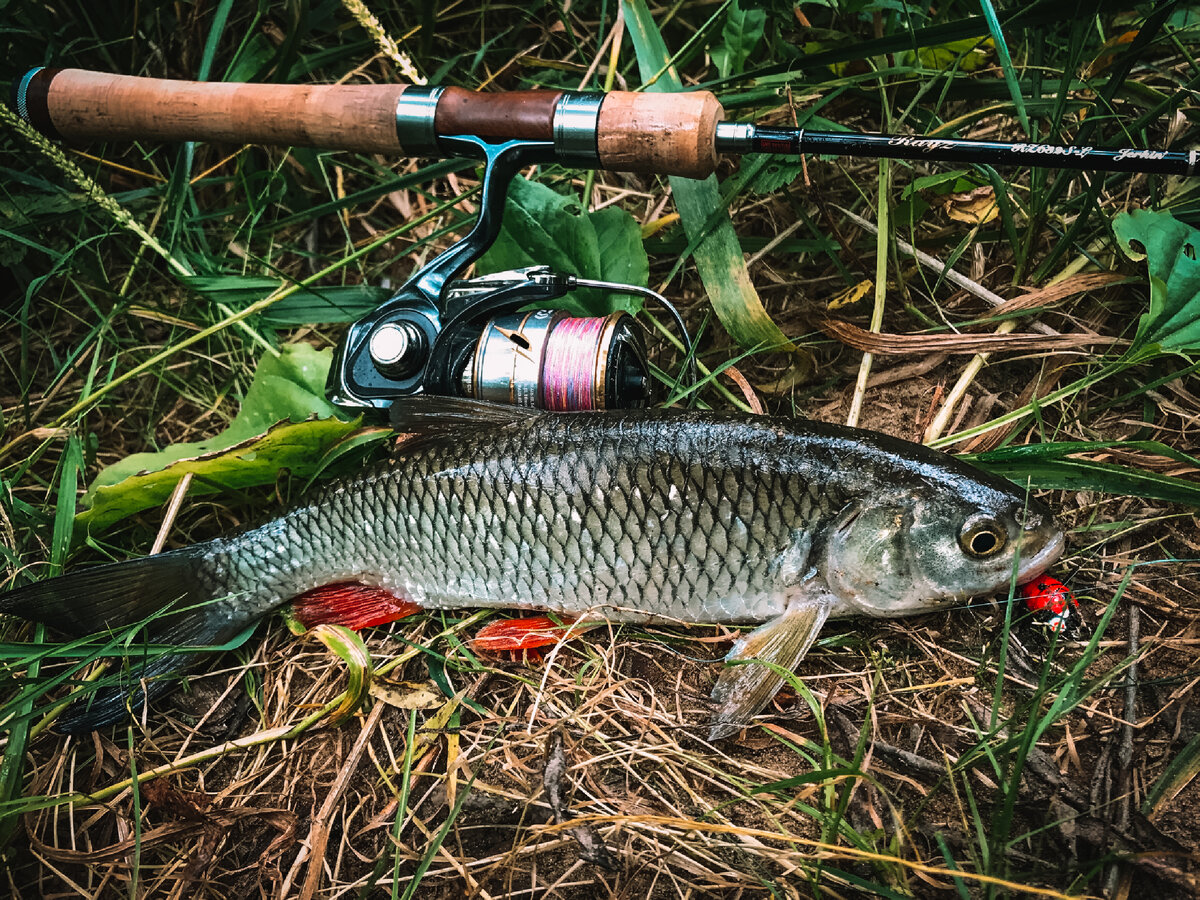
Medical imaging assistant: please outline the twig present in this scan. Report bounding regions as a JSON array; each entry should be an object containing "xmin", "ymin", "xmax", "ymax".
[
  {"xmin": 150, "ymin": 472, "xmax": 192, "ymax": 556},
  {"xmin": 835, "ymin": 204, "xmax": 1067, "ymax": 442},
  {"xmin": 923, "ymin": 319, "xmax": 1016, "ymax": 443},
  {"xmin": 576, "ymin": 8, "xmax": 621, "ymax": 90},
  {"xmin": 1105, "ymin": 604, "xmax": 1141, "ymax": 896},
  {"xmin": 745, "ymin": 219, "xmax": 805, "ymax": 269},
  {"xmin": 835, "ymin": 206, "xmax": 1057, "ymax": 336},
  {"xmin": 846, "ymin": 160, "xmax": 890, "ymax": 428}
]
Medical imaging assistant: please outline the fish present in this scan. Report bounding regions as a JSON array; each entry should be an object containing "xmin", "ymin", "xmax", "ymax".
[{"xmin": 0, "ymin": 399, "xmax": 1064, "ymax": 738}]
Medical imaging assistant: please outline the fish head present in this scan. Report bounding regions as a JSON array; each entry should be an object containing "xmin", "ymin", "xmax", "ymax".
[{"xmin": 820, "ymin": 473, "xmax": 1064, "ymax": 617}]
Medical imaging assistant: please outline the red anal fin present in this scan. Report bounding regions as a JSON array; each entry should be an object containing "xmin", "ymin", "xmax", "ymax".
[
  {"xmin": 291, "ymin": 583, "xmax": 422, "ymax": 630},
  {"xmin": 472, "ymin": 616, "xmax": 598, "ymax": 652}
]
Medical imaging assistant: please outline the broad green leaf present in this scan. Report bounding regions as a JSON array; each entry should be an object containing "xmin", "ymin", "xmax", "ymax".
[
  {"xmin": 303, "ymin": 426, "xmax": 395, "ymax": 492},
  {"xmin": 590, "ymin": 205, "xmax": 650, "ymax": 294},
  {"xmin": 735, "ymin": 116, "xmax": 849, "ymax": 197},
  {"xmin": 76, "ymin": 417, "xmax": 360, "ymax": 536},
  {"xmin": 900, "ymin": 37, "xmax": 994, "ymax": 73},
  {"xmin": 622, "ymin": 0, "xmax": 796, "ymax": 357},
  {"xmin": 186, "ymin": 275, "xmax": 389, "ymax": 324},
  {"xmin": 901, "ymin": 170, "xmax": 972, "ymax": 200},
  {"xmin": 742, "ymin": 156, "xmax": 804, "ymax": 196},
  {"xmin": 711, "ymin": 0, "xmax": 767, "ymax": 80},
  {"xmin": 1168, "ymin": 6, "xmax": 1200, "ymax": 29},
  {"xmin": 475, "ymin": 175, "xmax": 649, "ymax": 315},
  {"xmin": 76, "ymin": 344, "xmax": 358, "ymax": 535},
  {"xmin": 1113, "ymin": 209, "xmax": 1200, "ymax": 350},
  {"xmin": 86, "ymin": 343, "xmax": 339, "ymax": 495}
]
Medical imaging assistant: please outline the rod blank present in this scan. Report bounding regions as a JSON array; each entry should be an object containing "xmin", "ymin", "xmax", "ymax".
[{"xmin": 715, "ymin": 122, "xmax": 1197, "ymax": 177}]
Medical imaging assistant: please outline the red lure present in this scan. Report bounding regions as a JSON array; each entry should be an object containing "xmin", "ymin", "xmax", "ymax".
[{"xmin": 1018, "ymin": 576, "xmax": 1078, "ymax": 632}]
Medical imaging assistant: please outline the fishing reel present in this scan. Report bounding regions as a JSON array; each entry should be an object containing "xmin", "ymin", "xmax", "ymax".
[{"xmin": 328, "ymin": 134, "xmax": 691, "ymax": 416}]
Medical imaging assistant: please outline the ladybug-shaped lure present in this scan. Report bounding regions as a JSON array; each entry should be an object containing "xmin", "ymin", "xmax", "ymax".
[{"xmin": 1019, "ymin": 576, "xmax": 1078, "ymax": 633}]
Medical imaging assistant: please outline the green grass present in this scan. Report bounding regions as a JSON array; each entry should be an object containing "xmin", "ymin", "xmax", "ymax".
[{"xmin": 2, "ymin": 0, "xmax": 1200, "ymax": 896}]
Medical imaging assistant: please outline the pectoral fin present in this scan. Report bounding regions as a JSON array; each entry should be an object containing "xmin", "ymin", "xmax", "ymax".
[{"xmin": 708, "ymin": 592, "xmax": 834, "ymax": 741}]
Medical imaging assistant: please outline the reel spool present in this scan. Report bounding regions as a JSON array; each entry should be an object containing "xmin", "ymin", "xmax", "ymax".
[{"xmin": 462, "ymin": 309, "xmax": 649, "ymax": 410}]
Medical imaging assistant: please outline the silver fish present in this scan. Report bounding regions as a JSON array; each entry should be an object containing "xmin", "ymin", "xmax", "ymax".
[{"xmin": 0, "ymin": 400, "xmax": 1064, "ymax": 737}]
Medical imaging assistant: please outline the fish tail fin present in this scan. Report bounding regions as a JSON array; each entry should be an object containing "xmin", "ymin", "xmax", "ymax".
[
  {"xmin": 1, "ymin": 546, "xmax": 244, "ymax": 733},
  {"xmin": 53, "ymin": 646, "xmax": 218, "ymax": 733},
  {"xmin": 1, "ymin": 547, "xmax": 212, "ymax": 637}
]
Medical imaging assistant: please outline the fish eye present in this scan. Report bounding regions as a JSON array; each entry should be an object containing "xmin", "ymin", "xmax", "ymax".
[{"xmin": 959, "ymin": 515, "xmax": 1007, "ymax": 558}]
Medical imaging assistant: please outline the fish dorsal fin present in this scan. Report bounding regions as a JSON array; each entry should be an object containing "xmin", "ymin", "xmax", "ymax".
[
  {"xmin": 708, "ymin": 588, "xmax": 835, "ymax": 741},
  {"xmin": 388, "ymin": 396, "xmax": 541, "ymax": 435}
]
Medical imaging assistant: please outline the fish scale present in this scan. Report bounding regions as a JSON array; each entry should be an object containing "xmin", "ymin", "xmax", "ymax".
[{"xmin": 0, "ymin": 402, "xmax": 1064, "ymax": 734}]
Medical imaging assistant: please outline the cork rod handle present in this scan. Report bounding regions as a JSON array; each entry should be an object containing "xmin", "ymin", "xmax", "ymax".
[
  {"xmin": 17, "ymin": 68, "xmax": 414, "ymax": 153},
  {"xmin": 597, "ymin": 92, "xmax": 721, "ymax": 178},
  {"xmin": 15, "ymin": 68, "xmax": 724, "ymax": 178}
]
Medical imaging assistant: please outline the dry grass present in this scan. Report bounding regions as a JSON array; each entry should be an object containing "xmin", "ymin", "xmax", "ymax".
[{"xmin": 10, "ymin": 568, "xmax": 1200, "ymax": 898}]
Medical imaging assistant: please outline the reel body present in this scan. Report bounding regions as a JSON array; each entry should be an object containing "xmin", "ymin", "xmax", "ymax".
[
  {"xmin": 328, "ymin": 266, "xmax": 653, "ymax": 414},
  {"xmin": 327, "ymin": 135, "xmax": 685, "ymax": 417}
]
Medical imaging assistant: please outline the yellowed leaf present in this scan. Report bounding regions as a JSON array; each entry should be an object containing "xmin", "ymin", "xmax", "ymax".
[
  {"xmin": 640, "ymin": 212, "xmax": 679, "ymax": 239},
  {"xmin": 907, "ymin": 37, "xmax": 994, "ymax": 73},
  {"xmin": 1082, "ymin": 30, "xmax": 1138, "ymax": 80},
  {"xmin": 310, "ymin": 625, "xmax": 373, "ymax": 727},
  {"xmin": 369, "ymin": 678, "xmax": 444, "ymax": 711},
  {"xmin": 446, "ymin": 727, "xmax": 460, "ymax": 807},
  {"xmin": 945, "ymin": 186, "xmax": 999, "ymax": 225},
  {"xmin": 407, "ymin": 690, "xmax": 467, "ymax": 765},
  {"xmin": 827, "ymin": 279, "xmax": 873, "ymax": 310}
]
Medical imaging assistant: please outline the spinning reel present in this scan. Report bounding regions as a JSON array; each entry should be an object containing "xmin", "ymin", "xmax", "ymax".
[{"xmin": 326, "ymin": 135, "xmax": 692, "ymax": 416}]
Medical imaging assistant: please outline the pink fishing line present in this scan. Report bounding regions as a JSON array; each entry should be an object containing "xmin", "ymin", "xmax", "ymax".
[{"xmin": 541, "ymin": 316, "xmax": 605, "ymax": 410}]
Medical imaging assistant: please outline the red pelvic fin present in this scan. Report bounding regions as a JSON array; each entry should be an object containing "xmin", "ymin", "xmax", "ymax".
[
  {"xmin": 291, "ymin": 583, "xmax": 422, "ymax": 630},
  {"xmin": 472, "ymin": 616, "xmax": 598, "ymax": 652}
]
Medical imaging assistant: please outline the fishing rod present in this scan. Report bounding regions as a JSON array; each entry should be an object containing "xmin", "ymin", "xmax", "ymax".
[
  {"xmin": 12, "ymin": 68, "xmax": 1194, "ymax": 417},
  {"xmin": 17, "ymin": 68, "xmax": 1195, "ymax": 178}
]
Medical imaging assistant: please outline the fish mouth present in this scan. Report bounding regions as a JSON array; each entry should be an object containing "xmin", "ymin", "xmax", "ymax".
[{"xmin": 1015, "ymin": 528, "xmax": 1066, "ymax": 585}]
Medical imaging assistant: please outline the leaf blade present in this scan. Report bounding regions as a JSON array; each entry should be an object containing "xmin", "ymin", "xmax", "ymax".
[
  {"xmin": 75, "ymin": 345, "xmax": 360, "ymax": 536},
  {"xmin": 475, "ymin": 176, "xmax": 649, "ymax": 315},
  {"xmin": 622, "ymin": 0, "xmax": 796, "ymax": 356}
]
